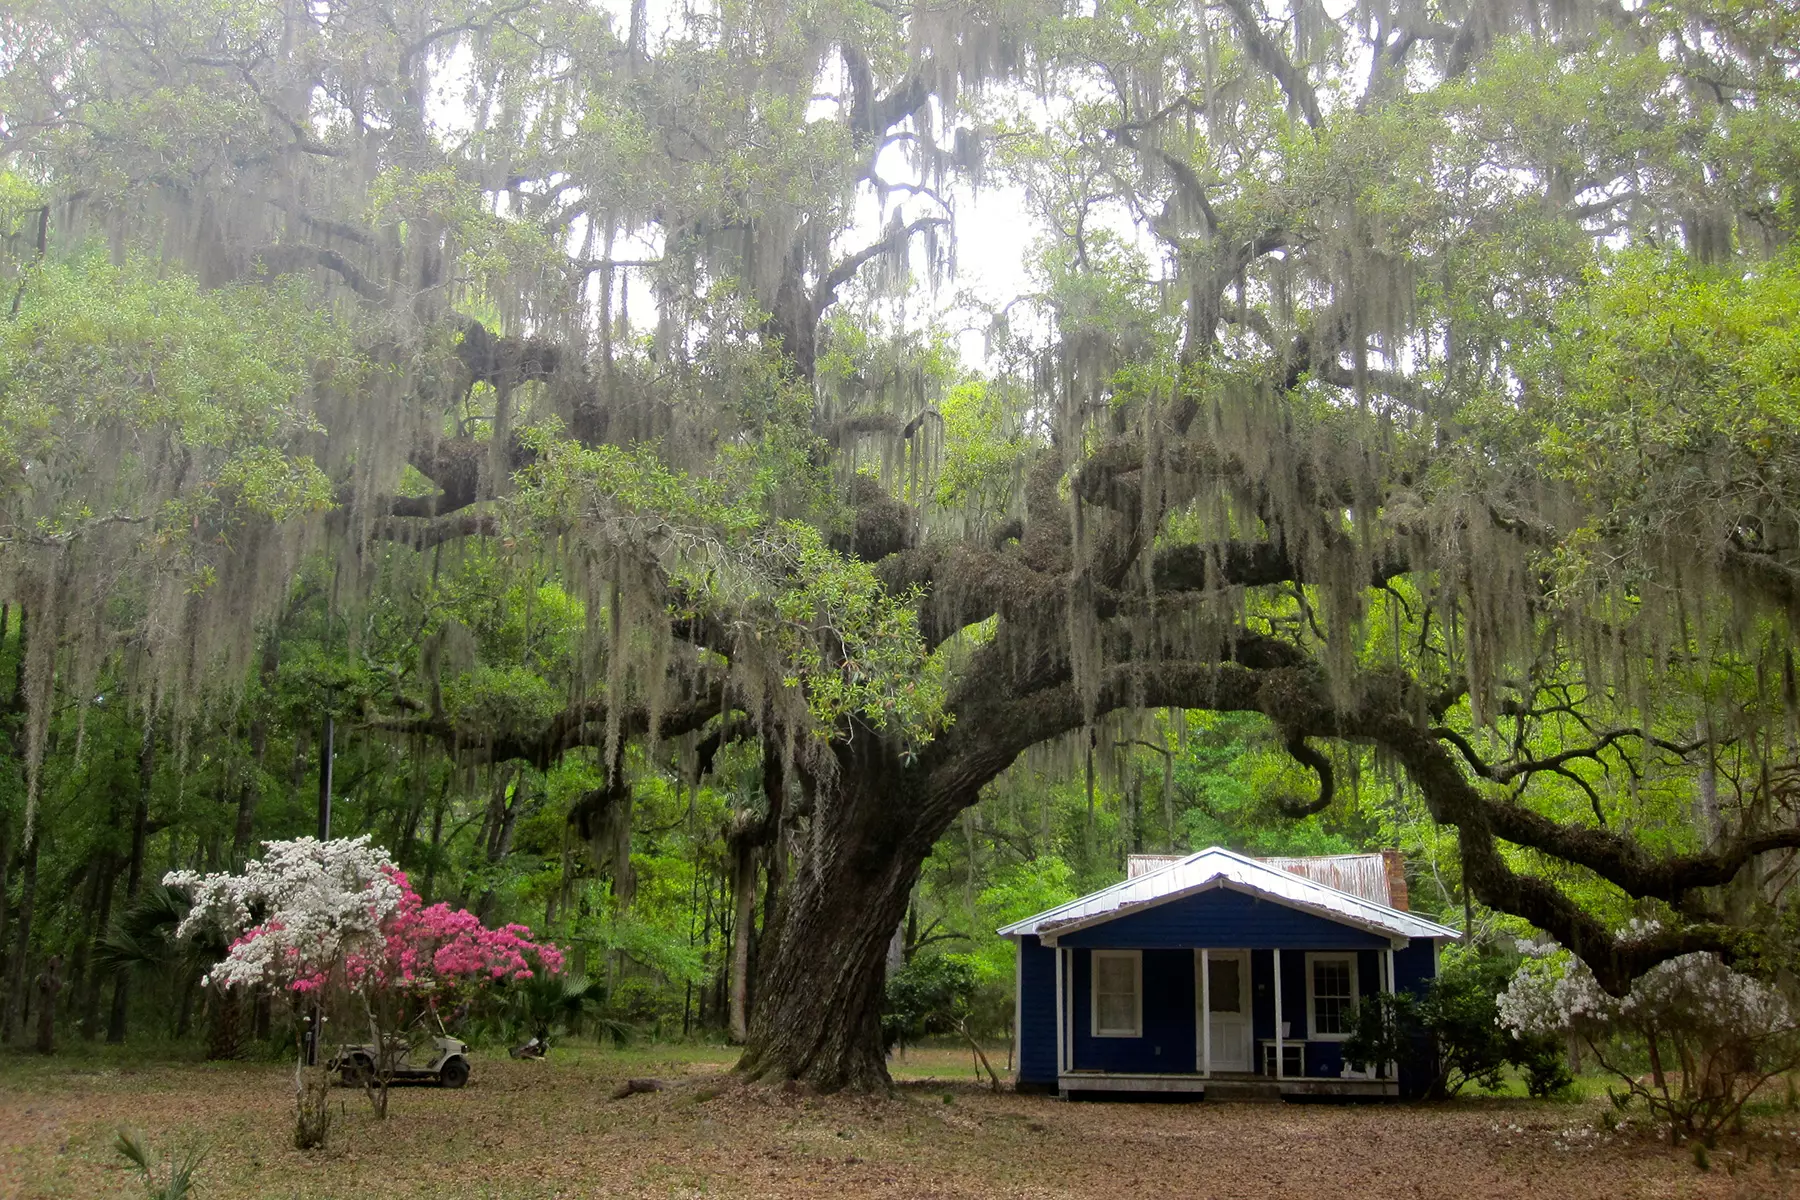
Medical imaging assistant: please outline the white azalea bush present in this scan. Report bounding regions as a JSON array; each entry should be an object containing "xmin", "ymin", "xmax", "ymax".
[
  {"xmin": 1499, "ymin": 929, "xmax": 1800, "ymax": 1143},
  {"xmin": 168, "ymin": 836, "xmax": 401, "ymax": 1149},
  {"xmin": 166, "ymin": 835, "xmax": 560, "ymax": 1147},
  {"xmin": 170, "ymin": 835, "xmax": 405, "ymax": 991}
]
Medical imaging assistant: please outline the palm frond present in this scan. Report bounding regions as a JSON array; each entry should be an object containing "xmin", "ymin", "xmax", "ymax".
[
  {"xmin": 91, "ymin": 927, "xmax": 173, "ymax": 975},
  {"xmin": 113, "ymin": 1128, "xmax": 151, "ymax": 1171}
]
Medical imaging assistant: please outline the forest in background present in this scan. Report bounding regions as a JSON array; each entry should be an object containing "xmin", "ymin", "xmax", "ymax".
[
  {"xmin": 2, "ymin": 0, "xmax": 1799, "ymax": 1094},
  {"xmin": 0, "ymin": 593, "xmax": 1437, "ymax": 1048}
]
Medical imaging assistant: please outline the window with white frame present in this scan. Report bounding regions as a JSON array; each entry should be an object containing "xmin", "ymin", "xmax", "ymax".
[
  {"xmin": 1091, "ymin": 950, "xmax": 1142, "ymax": 1037},
  {"xmin": 1306, "ymin": 953, "xmax": 1358, "ymax": 1040}
]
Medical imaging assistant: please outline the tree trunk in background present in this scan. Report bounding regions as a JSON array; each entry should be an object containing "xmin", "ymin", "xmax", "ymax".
[
  {"xmin": 205, "ymin": 981, "xmax": 244, "ymax": 1060},
  {"xmin": 726, "ymin": 834, "xmax": 759, "ymax": 1044},
  {"xmin": 0, "ymin": 605, "xmax": 21, "ymax": 1017},
  {"xmin": 1, "ymin": 834, "xmax": 39, "ymax": 1044},
  {"xmin": 234, "ymin": 636, "xmax": 280, "ymax": 860},
  {"xmin": 727, "ymin": 743, "xmax": 786, "ymax": 1043},
  {"xmin": 64, "ymin": 859, "xmax": 104, "ymax": 1039},
  {"xmin": 34, "ymin": 954, "xmax": 62, "ymax": 1054},
  {"xmin": 1695, "ymin": 717, "xmax": 1722, "ymax": 847},
  {"xmin": 107, "ymin": 721, "xmax": 155, "ymax": 1043},
  {"xmin": 421, "ymin": 790, "xmax": 446, "ymax": 904},
  {"xmin": 477, "ymin": 771, "xmax": 525, "ymax": 919},
  {"xmin": 492, "ymin": 774, "xmax": 523, "ymax": 863},
  {"xmin": 0, "ymin": 816, "xmax": 12, "ymax": 1004},
  {"xmin": 80, "ymin": 857, "xmax": 118, "ymax": 1038},
  {"xmin": 174, "ymin": 967, "xmax": 199, "ymax": 1038}
]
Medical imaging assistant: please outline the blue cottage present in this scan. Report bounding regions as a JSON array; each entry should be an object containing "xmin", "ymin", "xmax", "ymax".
[{"xmin": 1000, "ymin": 846, "xmax": 1460, "ymax": 1099}]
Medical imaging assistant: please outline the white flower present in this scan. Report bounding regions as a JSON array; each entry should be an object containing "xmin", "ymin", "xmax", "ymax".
[
  {"xmin": 1497, "ymin": 935, "xmax": 1793, "ymax": 1045},
  {"xmin": 165, "ymin": 836, "xmax": 402, "ymax": 991}
]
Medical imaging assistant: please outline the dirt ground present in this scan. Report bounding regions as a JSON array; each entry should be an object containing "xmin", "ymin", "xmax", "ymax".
[{"xmin": 3, "ymin": 1044, "xmax": 1796, "ymax": 1199}]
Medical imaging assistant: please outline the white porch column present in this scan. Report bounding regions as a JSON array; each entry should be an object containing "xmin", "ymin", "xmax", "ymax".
[
  {"xmin": 1273, "ymin": 948, "xmax": 1284, "ymax": 1081},
  {"xmin": 1012, "ymin": 941, "xmax": 1023, "ymax": 1073},
  {"xmin": 1200, "ymin": 948, "xmax": 1212, "ymax": 1078},
  {"xmin": 1384, "ymin": 946, "xmax": 1398, "ymax": 1081},
  {"xmin": 1054, "ymin": 944, "xmax": 1066, "ymax": 1078}
]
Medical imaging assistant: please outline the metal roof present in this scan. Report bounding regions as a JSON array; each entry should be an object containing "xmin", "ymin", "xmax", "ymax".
[
  {"xmin": 1259, "ymin": 853, "xmax": 1396, "ymax": 907},
  {"xmin": 1126, "ymin": 854, "xmax": 1185, "ymax": 879},
  {"xmin": 1127, "ymin": 852, "xmax": 1401, "ymax": 908},
  {"xmin": 998, "ymin": 846, "xmax": 1460, "ymax": 944}
]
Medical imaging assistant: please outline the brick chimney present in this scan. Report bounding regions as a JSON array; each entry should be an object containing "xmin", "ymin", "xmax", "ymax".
[{"xmin": 1380, "ymin": 849, "xmax": 1410, "ymax": 911}]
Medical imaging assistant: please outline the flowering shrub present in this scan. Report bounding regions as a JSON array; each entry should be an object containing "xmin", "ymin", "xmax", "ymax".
[
  {"xmin": 169, "ymin": 835, "xmax": 404, "ymax": 994},
  {"xmin": 1344, "ymin": 950, "xmax": 1570, "ymax": 1099},
  {"xmin": 337, "ymin": 869, "xmax": 564, "ymax": 996},
  {"xmin": 165, "ymin": 837, "xmax": 561, "ymax": 1141},
  {"xmin": 1499, "ymin": 930, "xmax": 1800, "ymax": 1143}
]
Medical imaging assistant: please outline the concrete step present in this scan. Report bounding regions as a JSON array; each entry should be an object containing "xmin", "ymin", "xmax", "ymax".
[{"xmin": 1202, "ymin": 1080, "xmax": 1284, "ymax": 1103}]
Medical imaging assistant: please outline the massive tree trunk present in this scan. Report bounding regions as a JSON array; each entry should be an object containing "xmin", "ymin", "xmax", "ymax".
[{"xmin": 737, "ymin": 752, "xmax": 954, "ymax": 1090}]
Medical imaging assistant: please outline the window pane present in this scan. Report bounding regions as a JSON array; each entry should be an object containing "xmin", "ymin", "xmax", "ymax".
[
  {"xmin": 1315, "ymin": 996, "xmax": 1348, "ymax": 1034},
  {"xmin": 1095, "ymin": 955, "xmax": 1138, "ymax": 1033},
  {"xmin": 1098, "ymin": 993, "xmax": 1135, "ymax": 1032},
  {"xmin": 1097, "ymin": 956, "xmax": 1135, "ymax": 994},
  {"xmin": 1208, "ymin": 959, "xmax": 1241, "ymax": 1013},
  {"xmin": 1313, "ymin": 959, "xmax": 1353, "ymax": 1035}
]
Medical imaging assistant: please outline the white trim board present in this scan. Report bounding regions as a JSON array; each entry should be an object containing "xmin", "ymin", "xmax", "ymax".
[
  {"xmin": 1090, "ymin": 949, "xmax": 1143, "ymax": 1038},
  {"xmin": 1303, "ymin": 950, "xmax": 1359, "ymax": 1041}
]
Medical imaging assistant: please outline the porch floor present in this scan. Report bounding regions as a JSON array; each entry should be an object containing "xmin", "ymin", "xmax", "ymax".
[{"xmin": 1056, "ymin": 1070, "xmax": 1399, "ymax": 1100}]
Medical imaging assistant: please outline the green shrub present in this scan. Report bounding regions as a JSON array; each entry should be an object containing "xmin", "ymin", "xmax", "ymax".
[
  {"xmin": 882, "ymin": 953, "xmax": 978, "ymax": 1052},
  {"xmin": 1345, "ymin": 950, "xmax": 1570, "ymax": 1098}
]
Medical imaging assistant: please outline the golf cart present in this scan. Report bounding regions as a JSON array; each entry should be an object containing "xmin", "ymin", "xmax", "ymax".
[{"xmin": 328, "ymin": 1011, "xmax": 472, "ymax": 1088}]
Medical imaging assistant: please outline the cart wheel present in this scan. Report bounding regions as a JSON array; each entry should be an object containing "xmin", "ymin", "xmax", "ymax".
[
  {"xmin": 439, "ymin": 1057, "xmax": 470, "ymax": 1089},
  {"xmin": 340, "ymin": 1055, "xmax": 374, "ymax": 1088}
]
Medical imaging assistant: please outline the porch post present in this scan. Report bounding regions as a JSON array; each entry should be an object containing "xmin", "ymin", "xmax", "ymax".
[
  {"xmin": 1200, "ymin": 948, "xmax": 1211, "ymax": 1078},
  {"xmin": 1384, "ymin": 946, "xmax": 1397, "ymax": 1081},
  {"xmin": 1054, "ymin": 944, "xmax": 1066, "ymax": 1079},
  {"xmin": 1272, "ymin": 948, "xmax": 1284, "ymax": 1081},
  {"xmin": 1012, "ymin": 940, "xmax": 1023, "ymax": 1074}
]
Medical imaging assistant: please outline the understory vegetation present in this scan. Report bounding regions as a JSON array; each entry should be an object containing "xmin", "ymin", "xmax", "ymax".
[{"xmin": 2, "ymin": 0, "xmax": 1799, "ymax": 1166}]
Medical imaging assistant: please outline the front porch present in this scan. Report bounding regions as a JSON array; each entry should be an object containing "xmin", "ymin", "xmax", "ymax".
[{"xmin": 1042, "ymin": 936, "xmax": 1420, "ymax": 1097}]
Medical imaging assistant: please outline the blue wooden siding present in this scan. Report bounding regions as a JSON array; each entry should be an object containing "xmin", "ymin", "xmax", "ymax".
[
  {"xmin": 1394, "ymin": 937, "xmax": 1438, "ymax": 995},
  {"xmin": 1054, "ymin": 886, "xmax": 1391, "ymax": 950},
  {"xmin": 1068, "ymin": 948, "xmax": 1196, "ymax": 1073},
  {"xmin": 1016, "ymin": 936, "xmax": 1059, "ymax": 1085}
]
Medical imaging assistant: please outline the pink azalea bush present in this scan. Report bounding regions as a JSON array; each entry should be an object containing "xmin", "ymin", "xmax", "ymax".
[{"xmin": 333, "ymin": 868, "xmax": 566, "ymax": 997}]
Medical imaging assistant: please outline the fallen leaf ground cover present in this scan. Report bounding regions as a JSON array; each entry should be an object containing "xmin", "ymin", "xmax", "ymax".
[{"xmin": 3, "ymin": 1043, "xmax": 1796, "ymax": 1199}]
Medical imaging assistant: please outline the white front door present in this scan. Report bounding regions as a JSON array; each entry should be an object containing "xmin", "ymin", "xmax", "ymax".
[{"xmin": 1200, "ymin": 950, "xmax": 1251, "ymax": 1072}]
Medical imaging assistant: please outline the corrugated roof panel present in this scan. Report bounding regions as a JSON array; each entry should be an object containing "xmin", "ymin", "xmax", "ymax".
[
  {"xmin": 1000, "ymin": 846, "xmax": 1459, "ymax": 943},
  {"xmin": 1126, "ymin": 854, "xmax": 1184, "ymax": 879},
  {"xmin": 1262, "ymin": 854, "xmax": 1392, "ymax": 906}
]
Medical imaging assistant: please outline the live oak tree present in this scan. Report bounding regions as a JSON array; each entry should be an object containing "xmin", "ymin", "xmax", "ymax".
[{"xmin": 5, "ymin": 0, "xmax": 1800, "ymax": 1090}]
